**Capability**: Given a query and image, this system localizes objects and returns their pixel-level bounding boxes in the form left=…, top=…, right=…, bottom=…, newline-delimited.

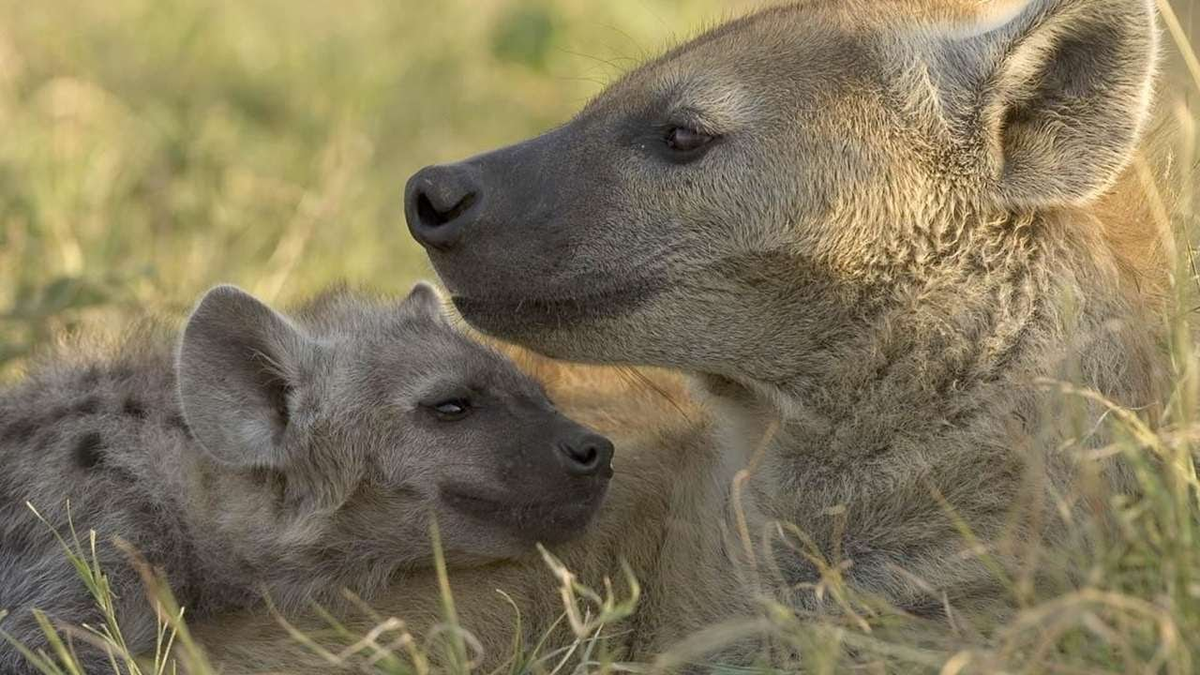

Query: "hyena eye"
left=664, top=126, right=715, bottom=155
left=429, top=398, right=472, bottom=421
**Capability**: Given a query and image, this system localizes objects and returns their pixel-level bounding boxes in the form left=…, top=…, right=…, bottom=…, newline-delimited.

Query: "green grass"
left=0, top=0, right=723, bottom=377
left=0, top=502, right=211, bottom=675
left=1, top=0, right=1199, bottom=673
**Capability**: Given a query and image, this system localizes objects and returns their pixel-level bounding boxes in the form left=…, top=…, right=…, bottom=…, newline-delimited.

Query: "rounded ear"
left=177, top=285, right=317, bottom=468
left=399, top=281, right=449, bottom=322
left=941, top=0, right=1158, bottom=207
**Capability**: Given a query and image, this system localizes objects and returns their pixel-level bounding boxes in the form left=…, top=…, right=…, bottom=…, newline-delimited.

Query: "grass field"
left=0, top=0, right=728, bottom=376
left=1, top=0, right=1199, bottom=673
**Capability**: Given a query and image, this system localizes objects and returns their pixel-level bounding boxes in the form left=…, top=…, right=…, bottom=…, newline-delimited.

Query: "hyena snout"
left=441, top=418, right=614, bottom=545
left=555, top=428, right=614, bottom=477
left=405, top=162, right=483, bottom=250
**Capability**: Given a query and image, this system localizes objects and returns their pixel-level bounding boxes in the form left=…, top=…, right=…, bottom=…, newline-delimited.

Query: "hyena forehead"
left=367, top=337, right=548, bottom=409
left=289, top=285, right=442, bottom=339
left=592, top=7, right=883, bottom=129
left=297, top=291, right=547, bottom=404
left=598, top=0, right=1145, bottom=124
left=599, top=61, right=763, bottom=131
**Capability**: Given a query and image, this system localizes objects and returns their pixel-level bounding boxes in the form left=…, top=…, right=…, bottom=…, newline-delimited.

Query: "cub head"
left=176, top=283, right=613, bottom=566
left=404, top=0, right=1158, bottom=382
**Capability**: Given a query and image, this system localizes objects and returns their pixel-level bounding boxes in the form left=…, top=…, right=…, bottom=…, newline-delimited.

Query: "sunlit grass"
left=0, top=0, right=725, bottom=378
left=0, top=502, right=210, bottom=675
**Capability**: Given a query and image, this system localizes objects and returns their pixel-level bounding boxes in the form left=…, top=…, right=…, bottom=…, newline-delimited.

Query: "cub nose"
left=557, top=431, right=614, bottom=477
left=405, top=163, right=482, bottom=250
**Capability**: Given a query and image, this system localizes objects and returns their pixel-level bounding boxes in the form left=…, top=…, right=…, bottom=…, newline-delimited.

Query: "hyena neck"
left=703, top=208, right=1163, bottom=455
left=181, top=464, right=432, bottom=611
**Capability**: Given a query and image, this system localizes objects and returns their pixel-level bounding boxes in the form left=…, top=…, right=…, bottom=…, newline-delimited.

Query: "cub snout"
left=439, top=419, right=614, bottom=547
left=556, top=429, right=614, bottom=477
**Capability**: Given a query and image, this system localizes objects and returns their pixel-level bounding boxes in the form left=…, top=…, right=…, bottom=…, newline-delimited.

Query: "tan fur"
left=200, top=0, right=1183, bottom=670
left=400, top=0, right=1175, bottom=633
left=1095, top=164, right=1172, bottom=308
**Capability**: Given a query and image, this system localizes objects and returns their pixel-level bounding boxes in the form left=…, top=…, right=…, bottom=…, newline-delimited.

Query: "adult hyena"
left=0, top=284, right=613, bottom=674
left=404, top=0, right=1168, bottom=615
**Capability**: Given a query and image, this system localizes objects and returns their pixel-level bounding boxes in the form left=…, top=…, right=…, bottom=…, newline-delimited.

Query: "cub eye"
left=430, top=398, right=472, bottom=421
left=665, top=126, right=715, bottom=155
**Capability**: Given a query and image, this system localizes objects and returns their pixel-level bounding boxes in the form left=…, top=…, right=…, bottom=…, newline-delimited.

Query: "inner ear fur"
left=177, top=285, right=318, bottom=469
left=399, top=281, right=449, bottom=322
left=946, top=0, right=1159, bottom=207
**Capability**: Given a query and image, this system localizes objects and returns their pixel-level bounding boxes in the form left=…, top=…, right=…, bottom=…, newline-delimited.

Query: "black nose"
left=405, top=164, right=482, bottom=250
left=557, top=431, right=614, bottom=477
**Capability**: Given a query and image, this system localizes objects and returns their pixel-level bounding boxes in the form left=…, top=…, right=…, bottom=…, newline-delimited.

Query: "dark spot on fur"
left=903, top=598, right=948, bottom=620
left=249, top=467, right=274, bottom=486
left=168, top=414, right=190, bottom=434
left=74, top=396, right=101, bottom=416
left=867, top=441, right=892, bottom=458
left=0, top=522, right=44, bottom=567
left=0, top=417, right=37, bottom=446
left=264, top=379, right=293, bottom=430
left=0, top=478, right=11, bottom=515
left=35, top=429, right=58, bottom=453
left=250, top=467, right=288, bottom=504
left=73, top=432, right=105, bottom=470
left=109, top=464, right=139, bottom=483
left=122, top=397, right=148, bottom=419
left=44, top=404, right=75, bottom=427
left=779, top=557, right=821, bottom=588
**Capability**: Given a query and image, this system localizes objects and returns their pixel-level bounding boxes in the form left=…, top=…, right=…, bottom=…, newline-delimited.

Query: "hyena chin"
left=0, top=283, right=612, bottom=674
left=406, top=0, right=1168, bottom=613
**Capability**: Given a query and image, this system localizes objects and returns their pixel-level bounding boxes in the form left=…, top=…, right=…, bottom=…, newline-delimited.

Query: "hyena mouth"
left=441, top=487, right=607, bottom=542
left=451, top=278, right=663, bottom=333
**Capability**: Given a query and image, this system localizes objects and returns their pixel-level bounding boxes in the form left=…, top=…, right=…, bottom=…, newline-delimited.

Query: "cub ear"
left=177, top=285, right=317, bottom=469
left=940, top=0, right=1158, bottom=207
left=398, top=281, right=448, bottom=322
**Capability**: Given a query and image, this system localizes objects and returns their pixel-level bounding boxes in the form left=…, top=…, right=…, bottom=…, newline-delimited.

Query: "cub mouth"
left=440, top=484, right=608, bottom=544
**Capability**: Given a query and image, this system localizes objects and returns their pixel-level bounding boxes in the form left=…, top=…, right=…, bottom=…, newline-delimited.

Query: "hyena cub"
left=0, top=283, right=613, bottom=673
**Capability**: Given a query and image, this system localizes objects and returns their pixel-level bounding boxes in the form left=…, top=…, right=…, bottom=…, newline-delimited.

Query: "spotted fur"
left=0, top=284, right=612, bottom=674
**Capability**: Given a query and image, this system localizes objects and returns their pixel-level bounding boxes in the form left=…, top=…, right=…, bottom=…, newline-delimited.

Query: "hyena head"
left=177, top=283, right=613, bottom=564
left=404, top=0, right=1157, bottom=382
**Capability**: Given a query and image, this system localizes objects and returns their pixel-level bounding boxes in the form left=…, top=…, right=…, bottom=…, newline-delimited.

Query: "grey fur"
left=406, top=0, right=1166, bottom=617
left=193, top=359, right=769, bottom=672
left=0, top=284, right=611, bottom=674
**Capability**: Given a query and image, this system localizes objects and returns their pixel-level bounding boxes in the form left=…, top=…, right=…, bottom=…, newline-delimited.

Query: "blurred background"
left=0, top=0, right=1193, bottom=379
left=0, top=0, right=742, bottom=376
